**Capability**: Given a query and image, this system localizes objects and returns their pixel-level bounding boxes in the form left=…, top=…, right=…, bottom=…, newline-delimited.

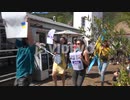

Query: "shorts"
left=52, top=62, right=66, bottom=74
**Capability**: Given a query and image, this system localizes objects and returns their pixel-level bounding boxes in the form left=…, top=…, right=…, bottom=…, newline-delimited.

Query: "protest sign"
left=1, top=12, right=28, bottom=38
left=46, top=29, right=55, bottom=44
left=69, top=51, right=84, bottom=70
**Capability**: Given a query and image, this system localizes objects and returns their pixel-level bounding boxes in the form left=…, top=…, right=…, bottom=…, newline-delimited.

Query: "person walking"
left=52, top=36, right=67, bottom=86
left=71, top=39, right=90, bottom=86
left=98, top=40, right=111, bottom=86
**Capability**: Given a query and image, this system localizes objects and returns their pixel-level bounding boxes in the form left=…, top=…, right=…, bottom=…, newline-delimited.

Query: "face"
left=76, top=40, right=82, bottom=48
left=60, top=37, right=65, bottom=44
left=102, top=41, right=108, bottom=47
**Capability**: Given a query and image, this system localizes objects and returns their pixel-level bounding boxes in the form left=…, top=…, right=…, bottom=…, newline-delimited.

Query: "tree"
left=80, top=13, right=130, bottom=86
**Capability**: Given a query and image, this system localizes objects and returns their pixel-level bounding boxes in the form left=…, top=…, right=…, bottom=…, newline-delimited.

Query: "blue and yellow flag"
left=21, top=22, right=27, bottom=29
left=87, top=29, right=106, bottom=73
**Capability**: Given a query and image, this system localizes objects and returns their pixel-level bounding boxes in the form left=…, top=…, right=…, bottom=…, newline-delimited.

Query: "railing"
left=0, top=49, right=18, bottom=60
left=0, top=49, right=18, bottom=52
left=0, top=72, right=16, bottom=85
left=0, top=49, right=17, bottom=85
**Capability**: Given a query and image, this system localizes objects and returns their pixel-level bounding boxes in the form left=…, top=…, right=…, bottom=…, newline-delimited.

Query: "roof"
left=27, top=13, right=80, bottom=32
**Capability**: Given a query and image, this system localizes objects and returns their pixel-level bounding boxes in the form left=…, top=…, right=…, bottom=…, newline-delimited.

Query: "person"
left=98, top=40, right=111, bottom=86
left=71, top=39, right=90, bottom=86
left=14, top=38, right=36, bottom=86
left=14, top=18, right=41, bottom=86
left=52, top=36, right=67, bottom=86
left=67, top=41, right=72, bottom=68
left=87, top=40, right=95, bottom=62
left=112, top=68, right=120, bottom=81
left=72, top=38, right=77, bottom=52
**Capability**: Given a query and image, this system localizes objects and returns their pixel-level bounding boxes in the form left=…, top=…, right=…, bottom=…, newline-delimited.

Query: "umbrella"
left=54, top=30, right=82, bottom=36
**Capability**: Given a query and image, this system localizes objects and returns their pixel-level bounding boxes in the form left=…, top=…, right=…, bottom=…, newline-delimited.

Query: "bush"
left=113, top=66, right=130, bottom=86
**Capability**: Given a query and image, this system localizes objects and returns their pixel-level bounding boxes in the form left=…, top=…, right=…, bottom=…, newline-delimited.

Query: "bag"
left=54, top=54, right=62, bottom=64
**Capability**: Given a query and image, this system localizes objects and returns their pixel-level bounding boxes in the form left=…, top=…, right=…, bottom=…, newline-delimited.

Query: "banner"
left=69, top=51, right=84, bottom=70
left=1, top=12, right=28, bottom=38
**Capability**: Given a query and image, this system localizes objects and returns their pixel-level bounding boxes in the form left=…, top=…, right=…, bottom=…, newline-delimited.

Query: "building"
left=0, top=12, right=80, bottom=83
left=73, top=12, right=103, bottom=45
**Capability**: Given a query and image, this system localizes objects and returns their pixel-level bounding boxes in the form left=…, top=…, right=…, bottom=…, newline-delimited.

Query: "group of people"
left=14, top=18, right=112, bottom=86
left=52, top=37, right=90, bottom=86
left=50, top=37, right=112, bottom=86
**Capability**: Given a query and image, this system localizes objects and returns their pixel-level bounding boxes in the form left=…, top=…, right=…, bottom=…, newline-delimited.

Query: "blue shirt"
left=15, top=39, right=36, bottom=79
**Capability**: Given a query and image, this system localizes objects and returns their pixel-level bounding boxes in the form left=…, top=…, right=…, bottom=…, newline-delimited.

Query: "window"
left=81, top=16, right=85, bottom=27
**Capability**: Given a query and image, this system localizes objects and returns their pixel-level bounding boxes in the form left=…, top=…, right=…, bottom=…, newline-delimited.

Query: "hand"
left=101, top=46, right=104, bottom=49
left=35, top=42, right=40, bottom=47
left=54, top=52, right=57, bottom=55
left=79, top=55, right=83, bottom=60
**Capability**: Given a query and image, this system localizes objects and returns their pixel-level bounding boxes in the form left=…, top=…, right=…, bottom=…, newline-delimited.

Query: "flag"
left=87, top=29, right=106, bottom=73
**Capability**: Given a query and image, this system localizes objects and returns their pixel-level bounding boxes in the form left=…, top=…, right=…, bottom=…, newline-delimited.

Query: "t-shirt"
left=98, top=46, right=111, bottom=61
left=75, top=48, right=88, bottom=69
left=99, top=47, right=110, bottom=57
left=15, top=39, right=36, bottom=79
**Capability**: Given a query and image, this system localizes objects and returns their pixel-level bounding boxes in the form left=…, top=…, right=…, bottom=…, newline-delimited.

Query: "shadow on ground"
left=86, top=70, right=114, bottom=78
left=105, top=71, right=114, bottom=75
left=95, top=80, right=112, bottom=85
left=86, top=73, right=100, bottom=78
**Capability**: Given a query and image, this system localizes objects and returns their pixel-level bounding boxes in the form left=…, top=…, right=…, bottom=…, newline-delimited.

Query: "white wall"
left=73, top=12, right=92, bottom=36
left=73, top=12, right=103, bottom=46
left=73, top=12, right=103, bottom=36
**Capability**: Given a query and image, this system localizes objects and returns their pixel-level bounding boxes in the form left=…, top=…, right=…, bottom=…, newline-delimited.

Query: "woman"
left=98, top=40, right=111, bottom=86
left=71, top=39, right=89, bottom=86
left=52, top=36, right=67, bottom=86
left=14, top=38, right=36, bottom=86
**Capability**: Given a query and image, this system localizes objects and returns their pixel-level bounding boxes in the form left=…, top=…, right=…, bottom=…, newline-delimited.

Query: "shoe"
left=29, top=83, right=35, bottom=86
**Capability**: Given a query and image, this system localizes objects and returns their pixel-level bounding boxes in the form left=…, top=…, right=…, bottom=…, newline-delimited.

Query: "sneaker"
left=29, top=83, right=35, bottom=86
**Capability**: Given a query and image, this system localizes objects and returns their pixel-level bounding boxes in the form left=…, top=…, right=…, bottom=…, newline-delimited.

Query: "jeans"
left=72, top=69, right=86, bottom=86
left=100, top=61, right=108, bottom=82
left=87, top=55, right=101, bottom=73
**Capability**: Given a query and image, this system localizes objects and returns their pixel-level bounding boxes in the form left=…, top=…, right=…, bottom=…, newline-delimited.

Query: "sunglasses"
left=76, top=43, right=81, bottom=45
